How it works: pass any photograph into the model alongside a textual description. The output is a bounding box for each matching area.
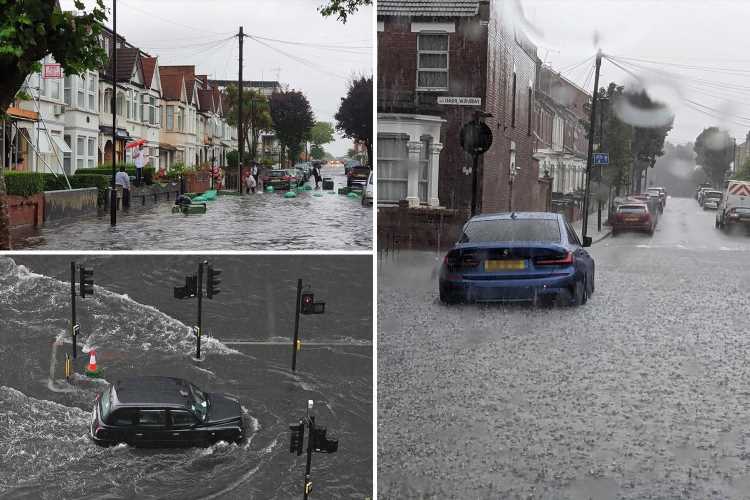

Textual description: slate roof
[197,89,214,112]
[377,0,480,17]
[159,67,185,101]
[161,65,197,100]
[102,47,140,83]
[141,57,157,89]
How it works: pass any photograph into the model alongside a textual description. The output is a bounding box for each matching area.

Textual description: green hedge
[5,171,112,205]
[5,172,47,197]
[80,165,155,184]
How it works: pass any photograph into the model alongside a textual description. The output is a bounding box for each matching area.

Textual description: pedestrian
[245,171,257,194]
[115,165,131,209]
[251,162,259,186]
[133,144,146,186]
[313,164,321,189]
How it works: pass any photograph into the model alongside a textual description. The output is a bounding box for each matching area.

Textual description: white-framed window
[103,88,112,113]
[177,106,183,131]
[127,89,133,119]
[50,76,61,100]
[77,76,85,108]
[116,92,125,117]
[141,94,148,123]
[149,96,156,125]
[417,33,449,91]
[167,105,174,130]
[87,73,96,111]
[88,137,95,157]
[64,76,72,105]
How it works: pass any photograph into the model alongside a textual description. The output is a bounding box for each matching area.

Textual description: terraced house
[159,66,200,168]
[377,0,551,213]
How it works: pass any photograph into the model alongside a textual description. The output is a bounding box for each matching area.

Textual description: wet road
[12,167,372,251]
[0,255,372,499]
[378,197,750,499]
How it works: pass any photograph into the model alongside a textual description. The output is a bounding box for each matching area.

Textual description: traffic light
[207,265,222,299]
[301,293,314,314]
[79,267,94,298]
[310,425,338,454]
[289,421,304,455]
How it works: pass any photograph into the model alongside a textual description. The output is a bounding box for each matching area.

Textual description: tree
[269,90,315,167]
[0,0,108,250]
[733,157,750,181]
[318,0,372,23]
[625,89,673,192]
[347,148,357,158]
[310,121,335,148]
[223,85,271,163]
[694,127,733,186]
[310,144,326,159]
[335,76,372,166]
[597,83,633,196]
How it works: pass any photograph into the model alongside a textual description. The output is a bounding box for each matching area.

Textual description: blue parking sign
[593,153,609,165]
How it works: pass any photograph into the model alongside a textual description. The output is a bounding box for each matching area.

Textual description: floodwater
[0,255,372,499]
[378,198,750,498]
[12,167,372,251]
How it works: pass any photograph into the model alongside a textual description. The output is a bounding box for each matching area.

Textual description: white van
[362,172,373,207]
[716,180,750,229]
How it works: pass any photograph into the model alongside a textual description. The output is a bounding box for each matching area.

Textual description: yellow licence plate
[624,216,639,222]
[485,260,526,271]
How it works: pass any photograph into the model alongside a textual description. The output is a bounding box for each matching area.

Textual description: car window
[100,387,112,420]
[460,219,561,243]
[565,222,581,246]
[137,410,167,427]
[618,205,646,213]
[170,410,197,428]
[110,408,138,426]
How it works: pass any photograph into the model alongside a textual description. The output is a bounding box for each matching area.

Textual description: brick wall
[8,194,44,228]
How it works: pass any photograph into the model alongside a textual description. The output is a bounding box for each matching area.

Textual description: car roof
[112,376,192,408]
[469,211,561,222]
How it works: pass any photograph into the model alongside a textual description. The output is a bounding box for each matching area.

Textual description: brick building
[377,0,551,213]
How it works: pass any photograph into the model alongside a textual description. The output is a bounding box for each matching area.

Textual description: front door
[134,409,169,447]
[167,410,201,446]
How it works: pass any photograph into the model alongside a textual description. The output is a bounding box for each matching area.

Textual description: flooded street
[378,197,750,498]
[0,255,372,499]
[12,167,372,251]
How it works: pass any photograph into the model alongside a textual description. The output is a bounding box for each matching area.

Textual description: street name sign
[437,96,482,106]
[593,153,609,165]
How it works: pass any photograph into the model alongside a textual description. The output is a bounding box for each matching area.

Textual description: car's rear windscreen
[100,386,112,419]
[460,219,561,243]
[618,205,647,213]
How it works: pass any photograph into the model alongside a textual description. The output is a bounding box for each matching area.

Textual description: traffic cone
[85,349,102,378]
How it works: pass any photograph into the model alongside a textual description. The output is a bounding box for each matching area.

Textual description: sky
[61,0,373,156]
[519,0,750,147]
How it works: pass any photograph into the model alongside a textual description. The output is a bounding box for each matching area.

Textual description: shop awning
[99,126,130,140]
[159,142,177,151]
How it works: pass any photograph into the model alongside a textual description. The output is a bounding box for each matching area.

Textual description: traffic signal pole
[70,262,77,359]
[291,278,302,372]
[582,50,603,241]
[196,261,204,360]
[303,414,315,500]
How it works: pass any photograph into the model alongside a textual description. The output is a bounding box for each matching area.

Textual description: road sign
[460,121,493,155]
[593,153,609,165]
[437,96,482,106]
[43,64,62,79]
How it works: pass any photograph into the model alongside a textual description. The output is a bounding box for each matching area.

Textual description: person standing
[133,144,146,186]
[115,165,131,209]
[313,164,321,189]
[245,171,257,194]
[251,162,259,186]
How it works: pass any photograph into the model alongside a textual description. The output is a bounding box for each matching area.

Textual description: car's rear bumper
[613,222,652,232]
[440,272,578,303]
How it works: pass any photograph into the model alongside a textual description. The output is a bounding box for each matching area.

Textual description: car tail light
[616,213,624,221]
[444,252,479,268]
[535,251,574,266]
[640,213,650,222]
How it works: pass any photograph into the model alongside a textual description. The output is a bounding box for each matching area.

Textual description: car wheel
[439,286,460,305]
[611,228,617,237]
[572,279,586,306]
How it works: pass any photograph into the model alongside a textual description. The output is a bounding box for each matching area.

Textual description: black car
[90,376,244,447]
[347,165,371,189]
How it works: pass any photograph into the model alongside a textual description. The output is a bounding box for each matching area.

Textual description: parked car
[286,169,304,186]
[347,165,371,189]
[612,202,657,236]
[344,159,362,176]
[439,212,594,306]
[262,169,293,190]
[90,376,245,448]
[716,180,750,229]
[362,171,373,206]
[702,190,722,210]
[647,187,666,208]
[294,162,311,181]
[696,183,712,200]
[295,167,308,184]
[698,186,715,205]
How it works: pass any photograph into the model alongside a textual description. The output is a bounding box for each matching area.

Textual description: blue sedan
[439,212,595,306]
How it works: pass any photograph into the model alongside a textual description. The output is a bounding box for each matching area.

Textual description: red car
[262,169,294,190]
[612,202,657,236]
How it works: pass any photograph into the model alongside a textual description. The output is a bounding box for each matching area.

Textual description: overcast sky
[62,0,373,156]
[520,0,750,146]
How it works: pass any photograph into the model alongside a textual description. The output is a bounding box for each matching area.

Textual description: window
[88,137,95,157]
[87,74,96,111]
[137,410,167,427]
[76,136,84,156]
[103,88,112,113]
[417,33,449,90]
[127,90,132,119]
[111,408,137,426]
[177,107,183,132]
[63,135,72,174]
[511,71,517,127]
[377,134,409,203]
[77,76,85,108]
[64,76,72,105]
[149,96,156,124]
[167,105,174,129]
[142,94,148,123]
[460,219,562,243]
[50,77,60,100]
[116,93,125,117]
[170,410,197,428]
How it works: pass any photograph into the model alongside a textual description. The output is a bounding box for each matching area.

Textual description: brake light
[616,213,624,221]
[535,251,574,266]
[640,213,650,222]
[443,252,479,268]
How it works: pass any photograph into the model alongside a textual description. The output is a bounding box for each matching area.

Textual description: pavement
[378,197,750,499]
[571,212,612,244]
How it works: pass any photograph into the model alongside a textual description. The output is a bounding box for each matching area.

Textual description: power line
[246,35,349,81]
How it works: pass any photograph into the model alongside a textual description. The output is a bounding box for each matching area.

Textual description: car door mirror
[582,236,592,248]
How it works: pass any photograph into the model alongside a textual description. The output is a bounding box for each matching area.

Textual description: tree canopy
[335,76,372,166]
[0,0,108,250]
[269,90,315,166]
[223,85,272,162]
[310,121,335,147]
[694,127,733,186]
[318,0,372,23]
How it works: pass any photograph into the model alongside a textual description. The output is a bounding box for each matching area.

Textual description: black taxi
[90,376,244,447]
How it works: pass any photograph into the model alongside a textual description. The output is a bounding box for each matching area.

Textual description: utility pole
[581,50,602,242]
[238,26,244,194]
[196,261,204,359]
[291,278,302,371]
[110,0,118,226]
[70,262,77,359]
